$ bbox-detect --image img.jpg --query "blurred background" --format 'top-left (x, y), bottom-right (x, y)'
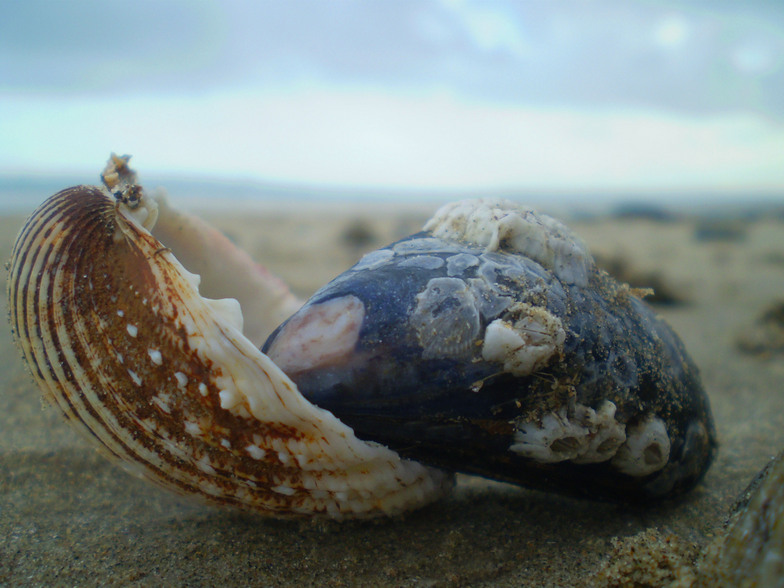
top-left (1, 0), bottom-right (783, 211)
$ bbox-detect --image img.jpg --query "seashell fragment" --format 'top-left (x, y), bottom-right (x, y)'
top-left (264, 199), bottom-right (717, 501)
top-left (7, 154), bottom-right (451, 518)
top-left (696, 450), bottom-right (784, 585)
top-left (593, 449), bottom-right (784, 585)
top-left (696, 452), bottom-right (784, 587)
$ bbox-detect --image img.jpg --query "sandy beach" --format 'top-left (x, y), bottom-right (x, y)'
top-left (2, 199), bottom-right (784, 586)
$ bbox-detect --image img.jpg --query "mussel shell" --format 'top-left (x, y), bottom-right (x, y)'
top-left (264, 231), bottom-right (717, 501)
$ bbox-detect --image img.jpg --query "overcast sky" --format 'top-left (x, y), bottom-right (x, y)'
top-left (2, 0), bottom-right (783, 197)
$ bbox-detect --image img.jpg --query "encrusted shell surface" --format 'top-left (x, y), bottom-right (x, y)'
top-left (264, 199), bottom-right (717, 501)
top-left (6, 157), bottom-right (451, 518)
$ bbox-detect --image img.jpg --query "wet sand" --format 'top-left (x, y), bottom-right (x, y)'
top-left (1, 200), bottom-right (783, 586)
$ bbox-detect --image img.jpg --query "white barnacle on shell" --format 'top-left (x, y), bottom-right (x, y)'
top-left (611, 415), bottom-right (671, 477)
top-left (510, 401), bottom-right (626, 464)
top-left (481, 302), bottom-right (566, 376)
top-left (424, 198), bottom-right (594, 286)
top-left (410, 277), bottom-right (481, 360)
top-left (571, 401), bottom-right (628, 464)
top-left (510, 403), bottom-right (669, 477)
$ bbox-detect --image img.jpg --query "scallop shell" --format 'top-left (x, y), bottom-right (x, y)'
top-left (7, 155), bottom-right (716, 517)
top-left (6, 155), bottom-right (451, 518)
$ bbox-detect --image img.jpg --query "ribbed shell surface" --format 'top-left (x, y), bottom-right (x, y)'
top-left (7, 186), bottom-right (450, 518)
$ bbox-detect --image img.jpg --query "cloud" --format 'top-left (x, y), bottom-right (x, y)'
top-left (652, 13), bottom-right (690, 49)
top-left (3, 87), bottom-right (782, 192)
top-left (436, 0), bottom-right (532, 58)
top-left (0, 0), bottom-right (226, 93)
top-left (2, 1), bottom-right (783, 119)
top-left (1, 1), bottom-right (782, 194)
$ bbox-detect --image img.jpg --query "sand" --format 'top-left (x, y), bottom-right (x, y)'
top-left (1, 200), bottom-right (783, 586)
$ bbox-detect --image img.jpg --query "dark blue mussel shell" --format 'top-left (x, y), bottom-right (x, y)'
top-left (263, 221), bottom-right (716, 502)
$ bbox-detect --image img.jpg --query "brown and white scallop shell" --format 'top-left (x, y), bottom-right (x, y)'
top-left (6, 156), bottom-right (451, 518)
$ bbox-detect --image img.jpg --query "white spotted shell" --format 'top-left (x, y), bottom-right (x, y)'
top-left (6, 156), bottom-right (451, 518)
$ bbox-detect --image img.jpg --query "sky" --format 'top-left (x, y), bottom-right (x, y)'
top-left (2, 0), bottom-right (784, 200)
